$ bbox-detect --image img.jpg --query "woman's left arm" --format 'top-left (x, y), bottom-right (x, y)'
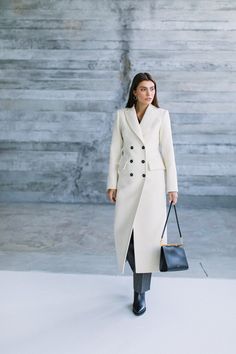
top-left (159, 110), bottom-right (178, 203)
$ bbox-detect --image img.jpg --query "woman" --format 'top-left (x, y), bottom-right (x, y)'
top-left (106, 72), bottom-right (178, 316)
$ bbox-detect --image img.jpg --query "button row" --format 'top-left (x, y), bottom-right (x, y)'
top-left (129, 145), bottom-right (145, 177)
top-left (130, 173), bottom-right (146, 177)
top-left (130, 160), bottom-right (145, 163)
top-left (130, 145), bottom-right (145, 149)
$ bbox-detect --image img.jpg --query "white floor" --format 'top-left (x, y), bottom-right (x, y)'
top-left (0, 271), bottom-right (235, 354)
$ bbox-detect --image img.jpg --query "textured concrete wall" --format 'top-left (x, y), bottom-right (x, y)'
top-left (0, 0), bottom-right (235, 204)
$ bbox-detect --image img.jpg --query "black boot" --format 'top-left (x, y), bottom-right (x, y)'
top-left (132, 291), bottom-right (146, 316)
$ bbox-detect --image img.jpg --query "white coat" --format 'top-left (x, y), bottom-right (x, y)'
top-left (106, 103), bottom-right (178, 273)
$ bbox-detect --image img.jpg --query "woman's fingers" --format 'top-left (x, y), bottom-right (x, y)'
top-left (168, 192), bottom-right (178, 205)
top-left (107, 189), bottom-right (113, 202)
top-left (107, 189), bottom-right (117, 203)
top-left (112, 189), bottom-right (117, 202)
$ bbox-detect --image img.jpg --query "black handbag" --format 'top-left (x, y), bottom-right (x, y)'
top-left (159, 201), bottom-right (189, 272)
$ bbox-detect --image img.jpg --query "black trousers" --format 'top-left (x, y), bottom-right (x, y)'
top-left (126, 229), bottom-right (152, 293)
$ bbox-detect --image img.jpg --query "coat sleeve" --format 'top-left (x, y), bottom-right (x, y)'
top-left (106, 110), bottom-right (123, 190)
top-left (159, 110), bottom-right (178, 193)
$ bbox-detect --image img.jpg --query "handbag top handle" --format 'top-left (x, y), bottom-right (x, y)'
top-left (160, 201), bottom-right (183, 244)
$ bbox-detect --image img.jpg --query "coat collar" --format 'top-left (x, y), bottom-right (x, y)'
top-left (124, 103), bottom-right (158, 144)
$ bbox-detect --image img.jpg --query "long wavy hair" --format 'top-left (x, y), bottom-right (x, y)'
top-left (125, 72), bottom-right (160, 108)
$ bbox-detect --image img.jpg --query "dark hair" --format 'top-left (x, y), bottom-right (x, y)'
top-left (125, 72), bottom-right (160, 108)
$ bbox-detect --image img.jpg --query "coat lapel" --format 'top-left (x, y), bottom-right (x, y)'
top-left (124, 103), bottom-right (157, 144)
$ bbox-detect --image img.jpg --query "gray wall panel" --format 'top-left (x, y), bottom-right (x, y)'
top-left (0, 0), bottom-right (235, 202)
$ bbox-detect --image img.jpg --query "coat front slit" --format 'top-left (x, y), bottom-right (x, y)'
top-left (123, 174), bottom-right (146, 273)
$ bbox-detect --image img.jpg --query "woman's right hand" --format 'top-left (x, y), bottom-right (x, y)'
top-left (107, 189), bottom-right (117, 203)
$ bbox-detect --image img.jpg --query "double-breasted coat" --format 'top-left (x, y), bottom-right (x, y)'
top-left (106, 103), bottom-right (178, 273)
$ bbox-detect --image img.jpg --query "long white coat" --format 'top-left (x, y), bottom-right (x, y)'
top-left (106, 103), bottom-right (178, 273)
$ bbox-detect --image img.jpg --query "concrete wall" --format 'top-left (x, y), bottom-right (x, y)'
top-left (0, 0), bottom-right (235, 205)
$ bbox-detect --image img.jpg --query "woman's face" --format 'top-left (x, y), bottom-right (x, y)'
top-left (133, 80), bottom-right (155, 105)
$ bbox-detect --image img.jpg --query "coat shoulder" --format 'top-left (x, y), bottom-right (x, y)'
top-left (116, 107), bottom-right (130, 122)
top-left (152, 106), bottom-right (169, 114)
top-left (118, 107), bottom-right (129, 114)
top-left (150, 106), bottom-right (170, 123)
top-left (155, 107), bottom-right (170, 123)
top-left (115, 107), bottom-right (127, 116)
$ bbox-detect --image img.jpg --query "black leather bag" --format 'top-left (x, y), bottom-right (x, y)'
top-left (159, 201), bottom-right (189, 272)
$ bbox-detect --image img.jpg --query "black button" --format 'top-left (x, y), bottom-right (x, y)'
top-left (130, 160), bottom-right (133, 163)
top-left (142, 146), bottom-right (145, 149)
top-left (130, 173), bottom-right (133, 176)
top-left (130, 146), bottom-right (134, 149)
top-left (142, 174), bottom-right (146, 177)
top-left (141, 160), bottom-right (145, 163)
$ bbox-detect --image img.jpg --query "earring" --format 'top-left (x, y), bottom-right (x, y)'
top-left (133, 95), bottom-right (137, 101)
